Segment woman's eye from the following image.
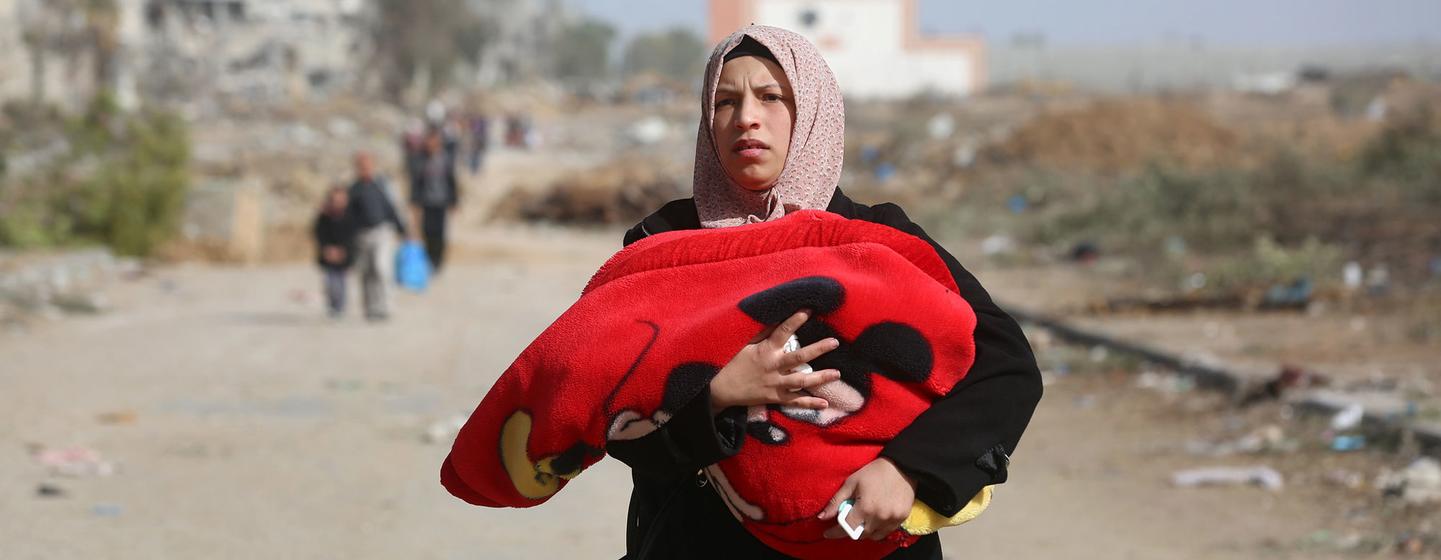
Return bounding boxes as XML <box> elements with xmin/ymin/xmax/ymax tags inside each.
<box><xmin>714</xmin><ymin>98</ymin><xmax>735</xmax><ymax>108</ymax></box>
<box><xmin>762</xmin><ymin>94</ymin><xmax>783</xmax><ymax>102</ymax></box>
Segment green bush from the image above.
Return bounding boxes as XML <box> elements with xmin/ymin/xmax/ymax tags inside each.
<box><xmin>0</xmin><ymin>93</ymin><xmax>190</xmax><ymax>256</ymax></box>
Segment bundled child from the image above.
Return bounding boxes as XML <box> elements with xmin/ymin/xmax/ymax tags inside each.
<box><xmin>313</xmin><ymin>185</ymin><xmax>356</xmax><ymax>318</ymax></box>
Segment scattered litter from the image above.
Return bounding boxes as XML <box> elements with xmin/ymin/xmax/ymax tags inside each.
<box><xmin>1239</xmin><ymin>364</ymin><xmax>1329</xmax><ymax>406</ymax></box>
<box><xmin>91</xmin><ymin>503</ymin><xmax>123</xmax><ymax>518</ymax></box>
<box><xmin>1087</xmin><ymin>346</ymin><xmax>1109</xmax><ymax>364</ymax></box>
<box><xmin>1377</xmin><ymin>458</ymin><xmax>1441</xmax><ymax>505</ymax></box>
<box><xmin>96</xmin><ymin>410</ymin><xmax>138</xmax><ymax>425</ymax></box>
<box><xmin>1163</xmin><ymin>236</ymin><xmax>1188</xmax><ymax>258</ymax></box>
<box><xmin>1068</xmin><ymin>241</ymin><xmax>1099</xmax><ymax>264</ymax></box>
<box><xmin>1260</xmin><ymin>277</ymin><xmax>1312</xmax><ymax>309</ymax></box>
<box><xmin>1330</xmin><ymin>434</ymin><xmax>1366</xmax><ymax>452</ymax></box>
<box><xmin>36</xmin><ymin>483</ymin><xmax>66</xmax><ymax>498</ymax></box>
<box><xmin>1343</xmin><ymin>261</ymin><xmax>1363</xmax><ymax>289</ymax></box>
<box><xmin>423</xmin><ymin>415</ymin><xmax>469</xmax><ymax>444</ymax></box>
<box><xmin>874</xmin><ymin>162</ymin><xmax>897</xmax><ymax>182</ymax></box>
<box><xmin>31</xmin><ymin>445</ymin><xmax>117</xmax><ymax>478</ymax></box>
<box><xmin>1325</xmin><ymin>469</ymin><xmax>1366</xmax><ymax>490</ymax></box>
<box><xmin>1366</xmin><ymin>264</ymin><xmax>1390</xmax><ymax>297</ymax></box>
<box><xmin>1331</xmin><ymin>403</ymin><xmax>1365</xmax><ymax>431</ymax></box>
<box><xmin>1395</xmin><ymin>532</ymin><xmax>1436</xmax><ymax>556</ymax></box>
<box><xmin>1182</xmin><ymin>272</ymin><xmax>1207</xmax><ymax>292</ymax></box>
<box><xmin>1186</xmin><ymin>425</ymin><xmax>1292</xmax><ymax>457</ymax></box>
<box><xmin>626</xmin><ymin>116</ymin><xmax>668</xmax><ymax>145</ymax></box>
<box><xmin>1172</xmin><ymin>466</ymin><xmax>1284</xmax><ymax>491</ymax></box>
<box><xmin>980</xmin><ymin>235</ymin><xmax>1016</xmax><ymax>257</ymax></box>
<box><xmin>1007</xmin><ymin>194</ymin><xmax>1028</xmax><ymax>214</ymax></box>
<box><xmin>859</xmin><ymin>145</ymin><xmax>881</xmax><ymax>164</ymax></box>
<box><xmin>1136</xmin><ymin>371</ymin><xmax>1195</xmax><ymax>395</ymax></box>
<box><xmin>289</xmin><ymin>289</ymin><xmax>316</xmax><ymax>305</ymax></box>
<box><xmin>951</xmin><ymin>142</ymin><xmax>977</xmax><ymax>168</ymax></box>
<box><xmin>927</xmin><ymin>113</ymin><xmax>955</xmax><ymax>140</ymax></box>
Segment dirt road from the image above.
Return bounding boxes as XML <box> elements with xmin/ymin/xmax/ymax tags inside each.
<box><xmin>0</xmin><ymin>227</ymin><xmax>1404</xmax><ymax>559</ymax></box>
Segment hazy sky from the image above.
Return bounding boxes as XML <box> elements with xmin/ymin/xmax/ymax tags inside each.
<box><xmin>575</xmin><ymin>0</ymin><xmax>1441</xmax><ymax>46</ymax></box>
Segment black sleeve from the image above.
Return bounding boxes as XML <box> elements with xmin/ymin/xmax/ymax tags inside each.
<box><xmin>374</xmin><ymin>181</ymin><xmax>405</xmax><ymax>235</ymax></box>
<box><xmin>869</xmin><ymin>203</ymin><xmax>1044</xmax><ymax>517</ymax></box>
<box><xmin>606</xmin><ymin>385</ymin><xmax>749</xmax><ymax>475</ymax></box>
<box><xmin>447</xmin><ymin>167</ymin><xmax>460</xmax><ymax>208</ymax></box>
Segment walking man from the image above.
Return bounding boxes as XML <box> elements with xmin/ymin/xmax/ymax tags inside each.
<box><xmin>346</xmin><ymin>151</ymin><xmax>409</xmax><ymax>321</ymax></box>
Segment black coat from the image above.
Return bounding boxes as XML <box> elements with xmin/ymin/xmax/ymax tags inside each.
<box><xmin>612</xmin><ymin>189</ymin><xmax>1044</xmax><ymax>559</ymax></box>
<box><xmin>313</xmin><ymin>211</ymin><xmax>356</xmax><ymax>270</ymax></box>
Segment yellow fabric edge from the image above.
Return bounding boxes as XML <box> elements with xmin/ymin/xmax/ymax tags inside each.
<box><xmin>901</xmin><ymin>485</ymin><xmax>994</xmax><ymax>536</ymax></box>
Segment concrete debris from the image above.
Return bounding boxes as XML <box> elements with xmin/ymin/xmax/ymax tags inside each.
<box><xmin>1186</xmin><ymin>425</ymin><xmax>1293</xmax><ymax>457</ymax></box>
<box><xmin>1331</xmin><ymin>403</ymin><xmax>1365</xmax><ymax>431</ymax></box>
<box><xmin>1172</xmin><ymin>466</ymin><xmax>1284</xmax><ymax>491</ymax></box>
<box><xmin>1377</xmin><ymin>458</ymin><xmax>1441</xmax><ymax>505</ymax></box>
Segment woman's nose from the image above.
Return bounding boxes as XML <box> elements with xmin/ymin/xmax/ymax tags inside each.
<box><xmin>735</xmin><ymin>97</ymin><xmax>761</xmax><ymax>130</ymax></box>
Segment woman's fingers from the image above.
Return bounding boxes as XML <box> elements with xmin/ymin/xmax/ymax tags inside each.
<box><xmin>778</xmin><ymin>394</ymin><xmax>828</xmax><ymax>410</ymax></box>
<box><xmin>780</xmin><ymin>337</ymin><xmax>839</xmax><ymax>369</ymax></box>
<box><xmin>766</xmin><ymin>310</ymin><xmax>811</xmax><ymax>347</ymax></box>
<box><xmin>781</xmin><ymin>369</ymin><xmax>840</xmax><ymax>391</ymax></box>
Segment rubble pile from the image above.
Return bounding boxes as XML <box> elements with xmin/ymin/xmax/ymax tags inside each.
<box><xmin>489</xmin><ymin>156</ymin><xmax>688</xmax><ymax>226</ymax></box>
<box><xmin>984</xmin><ymin>98</ymin><xmax>1244</xmax><ymax>173</ymax></box>
<box><xmin>0</xmin><ymin>249</ymin><xmax>134</xmax><ymax>329</ymax></box>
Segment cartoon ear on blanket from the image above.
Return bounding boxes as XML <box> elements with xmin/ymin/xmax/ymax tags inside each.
<box><xmin>498</xmin><ymin>411</ymin><xmax>596</xmax><ymax>499</ymax></box>
<box><xmin>607</xmin><ymin>362</ymin><xmax>722</xmax><ymax>442</ymax></box>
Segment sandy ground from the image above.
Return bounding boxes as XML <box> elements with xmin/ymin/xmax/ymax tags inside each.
<box><xmin>5</xmin><ymin>223</ymin><xmax>1433</xmax><ymax>559</ymax></box>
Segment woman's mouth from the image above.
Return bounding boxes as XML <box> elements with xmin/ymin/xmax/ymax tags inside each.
<box><xmin>732</xmin><ymin>138</ymin><xmax>769</xmax><ymax>159</ymax></box>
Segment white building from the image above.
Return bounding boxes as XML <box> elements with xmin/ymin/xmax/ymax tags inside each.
<box><xmin>708</xmin><ymin>0</ymin><xmax>986</xmax><ymax>99</ymax></box>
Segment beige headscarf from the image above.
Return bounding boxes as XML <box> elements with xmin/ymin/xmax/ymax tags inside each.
<box><xmin>694</xmin><ymin>25</ymin><xmax>845</xmax><ymax>229</ymax></box>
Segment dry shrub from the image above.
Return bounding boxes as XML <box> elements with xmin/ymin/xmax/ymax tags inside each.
<box><xmin>987</xmin><ymin>98</ymin><xmax>1243</xmax><ymax>173</ymax></box>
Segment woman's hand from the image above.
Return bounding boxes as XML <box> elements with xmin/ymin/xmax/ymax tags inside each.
<box><xmin>818</xmin><ymin>457</ymin><xmax>917</xmax><ymax>540</ymax></box>
<box><xmin>709</xmin><ymin>310</ymin><xmax>841</xmax><ymax>415</ymax></box>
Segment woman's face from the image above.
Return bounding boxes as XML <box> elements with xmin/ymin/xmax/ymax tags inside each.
<box><xmin>711</xmin><ymin>55</ymin><xmax>795</xmax><ymax>192</ymax></box>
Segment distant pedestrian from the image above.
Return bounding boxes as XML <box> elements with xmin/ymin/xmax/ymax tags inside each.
<box><xmin>313</xmin><ymin>186</ymin><xmax>355</xmax><ymax>318</ymax></box>
<box><xmin>346</xmin><ymin>151</ymin><xmax>409</xmax><ymax>321</ymax></box>
<box><xmin>467</xmin><ymin>114</ymin><xmax>490</xmax><ymax>174</ymax></box>
<box><xmin>409</xmin><ymin>129</ymin><xmax>460</xmax><ymax>272</ymax></box>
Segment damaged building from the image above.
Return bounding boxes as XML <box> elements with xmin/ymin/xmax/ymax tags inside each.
<box><xmin>3</xmin><ymin>0</ymin><xmax>582</xmax><ymax>111</ymax></box>
<box><xmin>1</xmin><ymin>0</ymin><xmax>371</xmax><ymax>111</ymax></box>
<box><xmin>130</xmin><ymin>0</ymin><xmax>371</xmax><ymax>106</ymax></box>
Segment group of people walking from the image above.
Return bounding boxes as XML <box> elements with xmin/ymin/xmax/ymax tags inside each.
<box><xmin>312</xmin><ymin>120</ymin><xmax>465</xmax><ymax>321</ymax></box>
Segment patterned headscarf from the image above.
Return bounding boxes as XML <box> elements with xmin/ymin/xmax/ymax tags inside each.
<box><xmin>694</xmin><ymin>25</ymin><xmax>845</xmax><ymax>229</ymax></box>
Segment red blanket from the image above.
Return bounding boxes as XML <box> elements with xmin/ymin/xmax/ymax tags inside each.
<box><xmin>442</xmin><ymin>211</ymin><xmax>977</xmax><ymax>559</ymax></box>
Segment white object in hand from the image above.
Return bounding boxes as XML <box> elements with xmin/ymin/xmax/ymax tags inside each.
<box><xmin>782</xmin><ymin>334</ymin><xmax>814</xmax><ymax>374</ymax></box>
<box><xmin>782</xmin><ymin>334</ymin><xmax>814</xmax><ymax>393</ymax></box>
<box><xmin>837</xmin><ymin>499</ymin><xmax>865</xmax><ymax>540</ymax></box>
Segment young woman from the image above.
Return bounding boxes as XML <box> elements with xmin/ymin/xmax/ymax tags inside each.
<box><xmin>610</xmin><ymin>25</ymin><xmax>1043</xmax><ymax>559</ymax></box>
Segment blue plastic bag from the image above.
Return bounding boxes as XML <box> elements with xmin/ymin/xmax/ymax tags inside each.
<box><xmin>396</xmin><ymin>241</ymin><xmax>432</xmax><ymax>293</ymax></box>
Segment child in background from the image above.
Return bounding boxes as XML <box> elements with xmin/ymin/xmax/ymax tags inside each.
<box><xmin>313</xmin><ymin>186</ymin><xmax>356</xmax><ymax>318</ymax></box>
